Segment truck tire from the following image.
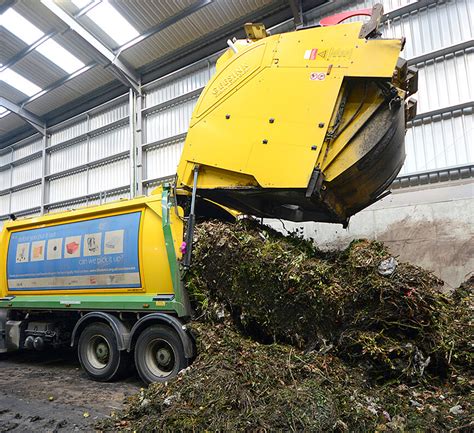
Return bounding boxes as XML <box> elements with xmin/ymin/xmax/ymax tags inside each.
<box><xmin>78</xmin><ymin>322</ymin><xmax>130</xmax><ymax>382</ymax></box>
<box><xmin>134</xmin><ymin>325</ymin><xmax>187</xmax><ymax>384</ymax></box>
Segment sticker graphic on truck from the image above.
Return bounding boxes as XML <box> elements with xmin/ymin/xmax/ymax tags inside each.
<box><xmin>7</xmin><ymin>212</ymin><xmax>141</xmax><ymax>291</ymax></box>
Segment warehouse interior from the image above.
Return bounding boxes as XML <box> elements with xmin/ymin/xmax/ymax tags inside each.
<box><xmin>0</xmin><ymin>0</ymin><xmax>474</xmax><ymax>287</ymax></box>
<box><xmin>1</xmin><ymin>0</ymin><xmax>473</xmax><ymax>285</ymax></box>
<box><xmin>0</xmin><ymin>0</ymin><xmax>473</xmax><ymax>430</ymax></box>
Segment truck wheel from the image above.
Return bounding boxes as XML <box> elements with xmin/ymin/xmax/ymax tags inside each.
<box><xmin>78</xmin><ymin>322</ymin><xmax>130</xmax><ymax>382</ymax></box>
<box><xmin>134</xmin><ymin>325</ymin><xmax>187</xmax><ymax>384</ymax></box>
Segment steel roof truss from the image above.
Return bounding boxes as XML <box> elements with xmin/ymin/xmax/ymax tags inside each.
<box><xmin>40</xmin><ymin>0</ymin><xmax>141</xmax><ymax>94</ymax></box>
<box><xmin>0</xmin><ymin>96</ymin><xmax>46</xmax><ymax>135</ymax></box>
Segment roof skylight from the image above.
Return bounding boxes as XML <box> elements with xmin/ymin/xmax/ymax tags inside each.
<box><xmin>36</xmin><ymin>39</ymin><xmax>85</xmax><ymax>74</ymax></box>
<box><xmin>1</xmin><ymin>8</ymin><xmax>85</xmax><ymax>74</ymax></box>
<box><xmin>0</xmin><ymin>69</ymin><xmax>42</xmax><ymax>97</ymax></box>
<box><xmin>1</xmin><ymin>8</ymin><xmax>43</xmax><ymax>44</ymax></box>
<box><xmin>0</xmin><ymin>107</ymin><xmax>10</xmax><ymax>119</ymax></box>
<box><xmin>72</xmin><ymin>0</ymin><xmax>139</xmax><ymax>46</ymax></box>
<box><xmin>72</xmin><ymin>0</ymin><xmax>92</xmax><ymax>8</ymax></box>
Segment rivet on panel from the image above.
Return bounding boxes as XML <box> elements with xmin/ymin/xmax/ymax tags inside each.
<box><xmin>269</xmin><ymin>118</ymin><xmax>275</xmax><ymax>124</ymax></box>
<box><xmin>225</xmin><ymin>114</ymin><xmax>231</xmax><ymax>119</ymax></box>
<box><xmin>311</xmin><ymin>145</ymin><xmax>317</xmax><ymax>151</ymax></box>
<box><xmin>318</xmin><ymin>122</ymin><xmax>325</xmax><ymax>128</ymax></box>
<box><xmin>262</xmin><ymin>139</ymin><xmax>268</xmax><ymax>144</ymax></box>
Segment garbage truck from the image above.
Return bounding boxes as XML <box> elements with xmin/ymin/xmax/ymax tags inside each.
<box><xmin>0</xmin><ymin>5</ymin><xmax>417</xmax><ymax>384</ymax></box>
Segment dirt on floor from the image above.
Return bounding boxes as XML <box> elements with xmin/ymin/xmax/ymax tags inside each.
<box><xmin>0</xmin><ymin>350</ymin><xmax>140</xmax><ymax>433</ymax></box>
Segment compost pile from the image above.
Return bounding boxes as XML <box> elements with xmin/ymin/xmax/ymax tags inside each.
<box><xmin>101</xmin><ymin>220</ymin><xmax>473</xmax><ymax>432</ymax></box>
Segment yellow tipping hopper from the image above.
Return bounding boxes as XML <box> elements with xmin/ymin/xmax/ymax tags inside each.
<box><xmin>177</xmin><ymin>6</ymin><xmax>417</xmax><ymax>225</ymax></box>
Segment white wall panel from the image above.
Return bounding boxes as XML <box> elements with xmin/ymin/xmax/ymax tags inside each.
<box><xmin>416</xmin><ymin>50</ymin><xmax>473</xmax><ymax>114</ymax></box>
<box><xmin>89</xmin><ymin>103</ymin><xmax>129</xmax><ymax>130</ymax></box>
<box><xmin>12</xmin><ymin>158</ymin><xmax>42</xmax><ymax>186</ymax></box>
<box><xmin>89</xmin><ymin>124</ymin><xmax>130</xmax><ymax>161</ymax></box>
<box><xmin>146</xmin><ymin>140</ymin><xmax>184</xmax><ymax>180</ymax></box>
<box><xmin>415</xmin><ymin>50</ymin><xmax>474</xmax><ymax>113</ymax></box>
<box><xmin>11</xmin><ymin>184</ymin><xmax>41</xmax><ymax>213</ymax></box>
<box><xmin>49</xmin><ymin>171</ymin><xmax>88</xmax><ymax>203</ymax></box>
<box><xmin>145</xmin><ymin>66</ymin><xmax>213</xmax><ymax>108</ymax></box>
<box><xmin>0</xmin><ymin>194</ymin><xmax>9</xmax><ymax>215</ymax></box>
<box><xmin>87</xmin><ymin>189</ymin><xmax>131</xmax><ymax>206</ymax></box>
<box><xmin>0</xmin><ymin>151</ymin><xmax>12</xmax><ymax>167</ymax></box>
<box><xmin>47</xmin><ymin>188</ymin><xmax>130</xmax><ymax>213</ymax></box>
<box><xmin>47</xmin><ymin>200</ymin><xmax>89</xmax><ymax>214</ymax></box>
<box><xmin>145</xmin><ymin>98</ymin><xmax>197</xmax><ymax>143</ymax></box>
<box><xmin>88</xmin><ymin>158</ymin><xmax>130</xmax><ymax>194</ymax></box>
<box><xmin>50</xmin><ymin>120</ymin><xmax>87</xmax><ymax>146</ymax></box>
<box><xmin>13</xmin><ymin>138</ymin><xmax>42</xmax><ymax>162</ymax></box>
<box><xmin>104</xmin><ymin>189</ymin><xmax>130</xmax><ymax>203</ymax></box>
<box><xmin>401</xmin><ymin>111</ymin><xmax>474</xmax><ymax>175</ymax></box>
<box><xmin>0</xmin><ymin>169</ymin><xmax>11</xmax><ymax>190</ymax></box>
<box><xmin>49</xmin><ymin>141</ymin><xmax>88</xmax><ymax>174</ymax></box>
<box><xmin>383</xmin><ymin>0</ymin><xmax>473</xmax><ymax>59</ymax></box>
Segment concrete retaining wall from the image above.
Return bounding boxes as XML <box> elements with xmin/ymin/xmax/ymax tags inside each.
<box><xmin>267</xmin><ymin>179</ymin><xmax>474</xmax><ymax>289</ymax></box>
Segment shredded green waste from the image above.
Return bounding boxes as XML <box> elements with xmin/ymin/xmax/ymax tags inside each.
<box><xmin>99</xmin><ymin>220</ymin><xmax>473</xmax><ymax>432</ymax></box>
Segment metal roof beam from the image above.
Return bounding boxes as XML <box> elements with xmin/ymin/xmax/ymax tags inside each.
<box><xmin>0</xmin><ymin>32</ymin><xmax>58</xmax><ymax>73</ymax></box>
<box><xmin>288</xmin><ymin>0</ymin><xmax>304</xmax><ymax>28</ymax></box>
<box><xmin>74</xmin><ymin>0</ymin><xmax>101</xmax><ymax>19</ymax></box>
<box><xmin>0</xmin><ymin>0</ymin><xmax>16</xmax><ymax>14</ymax></box>
<box><xmin>23</xmin><ymin>63</ymin><xmax>97</xmax><ymax>105</ymax></box>
<box><xmin>1</xmin><ymin>3</ymin><xmax>101</xmax><ymax>74</ymax></box>
<box><xmin>0</xmin><ymin>97</ymin><xmax>46</xmax><ymax>135</ymax></box>
<box><xmin>408</xmin><ymin>39</ymin><xmax>474</xmax><ymax>66</ymax></box>
<box><xmin>40</xmin><ymin>0</ymin><xmax>141</xmax><ymax>94</ymax></box>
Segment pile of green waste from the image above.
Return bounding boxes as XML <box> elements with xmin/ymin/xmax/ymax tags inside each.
<box><xmin>100</xmin><ymin>220</ymin><xmax>473</xmax><ymax>432</ymax></box>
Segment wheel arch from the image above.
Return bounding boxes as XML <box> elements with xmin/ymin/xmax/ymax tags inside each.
<box><xmin>128</xmin><ymin>313</ymin><xmax>195</xmax><ymax>359</ymax></box>
<box><xmin>71</xmin><ymin>312</ymin><xmax>130</xmax><ymax>351</ymax></box>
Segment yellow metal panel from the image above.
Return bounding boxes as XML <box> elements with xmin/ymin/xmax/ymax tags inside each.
<box><xmin>274</xmin><ymin>23</ymin><xmax>401</xmax><ymax>77</ymax></box>
<box><xmin>272</xmin><ymin>22</ymin><xmax>363</xmax><ymax>69</ymax></box>
<box><xmin>177</xmin><ymin>22</ymin><xmax>404</xmax><ymax>192</ymax></box>
<box><xmin>0</xmin><ymin>227</ymin><xmax>7</xmax><ymax>298</ymax></box>
<box><xmin>192</xmin><ymin>41</ymin><xmax>269</xmax><ymax>122</ymax></box>
<box><xmin>0</xmin><ymin>194</ymin><xmax>183</xmax><ymax>298</ymax></box>
<box><xmin>347</xmin><ymin>38</ymin><xmax>402</xmax><ymax>77</ymax></box>
<box><xmin>244</xmin><ymin>67</ymin><xmax>343</xmax><ymax>187</ymax></box>
<box><xmin>176</xmin><ymin>20</ymin><xmax>409</xmax><ymax>223</ymax></box>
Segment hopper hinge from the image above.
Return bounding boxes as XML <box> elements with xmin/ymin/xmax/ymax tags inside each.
<box><xmin>306</xmin><ymin>168</ymin><xmax>325</xmax><ymax>198</ymax></box>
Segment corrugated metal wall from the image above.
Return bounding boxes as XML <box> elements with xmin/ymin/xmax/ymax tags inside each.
<box><xmin>0</xmin><ymin>97</ymin><xmax>131</xmax><ymax>218</ymax></box>
<box><xmin>1</xmin><ymin>0</ymin><xmax>472</xmax><ymax>221</ymax></box>
<box><xmin>11</xmin><ymin>184</ymin><xmax>42</xmax><ymax>214</ymax></box>
<box><xmin>402</xmin><ymin>110</ymin><xmax>473</xmax><ymax>174</ymax></box>
<box><xmin>383</xmin><ymin>0</ymin><xmax>473</xmax><ymax>58</ymax></box>
<box><xmin>415</xmin><ymin>50</ymin><xmax>473</xmax><ymax>114</ymax></box>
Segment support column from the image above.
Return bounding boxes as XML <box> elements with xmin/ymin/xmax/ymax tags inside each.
<box><xmin>39</xmin><ymin>133</ymin><xmax>48</xmax><ymax>215</ymax></box>
<box><xmin>129</xmin><ymin>89</ymin><xmax>138</xmax><ymax>198</ymax></box>
<box><xmin>135</xmin><ymin>92</ymin><xmax>144</xmax><ymax>196</ymax></box>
